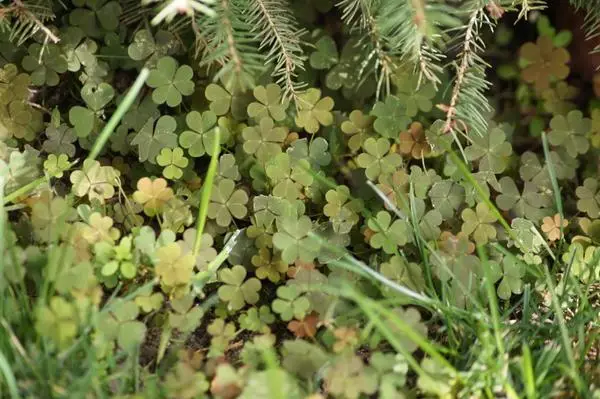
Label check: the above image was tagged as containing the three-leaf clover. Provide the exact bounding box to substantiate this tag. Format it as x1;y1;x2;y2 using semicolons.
44;154;71;178
70;159;119;203
398;122;431;159
155;243;195;287
496;176;551;222
394;72;436;116
22;43;67;86
207;178;249;227
548;110;591;157
251;247;288;283
576;178;600;218
204;83;250;119
371;95;411;138
242;117;287;162
273;215;320;263
156;147;189;180
265;153;313;201
69;83;115;138
341;110;374;153
247;84;289;121
128;29;178;65
131;115;178;163
271;285;310;321
356;138;402;181
287;137;331;169
464;126;513;174
461;202;498;245
147;56;194;107
428;180;465;220
323;185;363;234
496;256;525;299
179;111;219;157
43;124;77;157
367;211;410;254
295;88;334;134
309;35;338;69
133;177;174;216
218;265;261;311
69;0;122;39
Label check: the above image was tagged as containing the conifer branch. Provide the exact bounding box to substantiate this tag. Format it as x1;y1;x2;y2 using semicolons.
247;0;306;101
0;0;57;45
443;7;493;139
569;0;600;54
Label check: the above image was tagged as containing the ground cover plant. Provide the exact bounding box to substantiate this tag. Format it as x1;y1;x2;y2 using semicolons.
2;0;600;397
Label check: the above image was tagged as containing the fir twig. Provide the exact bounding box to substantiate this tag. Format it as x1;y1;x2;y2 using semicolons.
247;0;306;101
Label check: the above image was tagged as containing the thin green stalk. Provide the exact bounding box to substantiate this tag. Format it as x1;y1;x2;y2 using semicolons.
540;131;563;219
521;343;536;399
4;177;46;205
542;264;585;394
476;246;505;355
0;176;5;287
0;350;19;399
87;68;150;162
193;129;221;257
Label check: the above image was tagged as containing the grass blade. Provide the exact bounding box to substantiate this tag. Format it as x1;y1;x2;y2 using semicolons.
0;350;20;399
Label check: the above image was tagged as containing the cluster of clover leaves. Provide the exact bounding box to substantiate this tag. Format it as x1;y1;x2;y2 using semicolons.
2;4;600;397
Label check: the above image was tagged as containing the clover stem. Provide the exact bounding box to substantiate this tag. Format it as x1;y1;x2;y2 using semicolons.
193;128;221;257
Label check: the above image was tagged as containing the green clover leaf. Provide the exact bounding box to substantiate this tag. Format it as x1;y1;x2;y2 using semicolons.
155;242;195;287
461;202;498;245
70;0;122;38
294;88;334;134
371;95;411;138
69;82;115;138
44;154;71;178
265;153;313;201
239;306;275;332
496;176;552;222
341;110;375;153
70;159;119;203
43;124;77;157
464;126;513;174
207;178;249;227
179;110;219;158
394;72;436;116
217;153;241;182
35;296;79;349
576;178;600;218
218;265;261;311
356;138;402;181
251;247;288;283
287;137;331;169
131;115;178;163
204;83;250;119
428;180;465;220
310;35;338;69
273;215;320;263
496;256;525;299
368;211;410;254
21;43;67;86
324;354;378;399
548;110;591;157
247;83;289;121
127;29;178;64
147;56;194;107
380;255;425;292
242;117;287;162
156;147;189;180
272;285;310;321
323;185;363;235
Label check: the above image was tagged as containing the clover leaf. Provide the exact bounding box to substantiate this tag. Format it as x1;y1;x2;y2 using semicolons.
496;256;525;299
147;56;194;107
70;159;119;204
294;88;334;133
43;124;77;157
371;95;411;138
242;117;287;162
44;154;71;178
239;305;275;332
35;296;79;349
461;202;498;245
156;147;189;180
576;178;600;218
310;35;338;69
271;285;310;321
265;153;313;201
367;211;410;254
251;247;288;283
69;82;115;138
464;126;513;174
218;265;261;311
496;176;552;222
217;153;241;182
207;178;249;227
548;110;591;157
70;0;122;38
394;72;436;116
128;29;179;65
155;242;195;287
324;354;378;399
273;215;320;263
380;255;425;292
205;83;250;120
131;115;178;163
356;138;402;181
341;110;375;153
21;43;67;86
133;177;174;217
412;198;443;241
428;180;465;220
179;110;219;158
323;185;363;234
247;84;289;121
80;212;120;245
